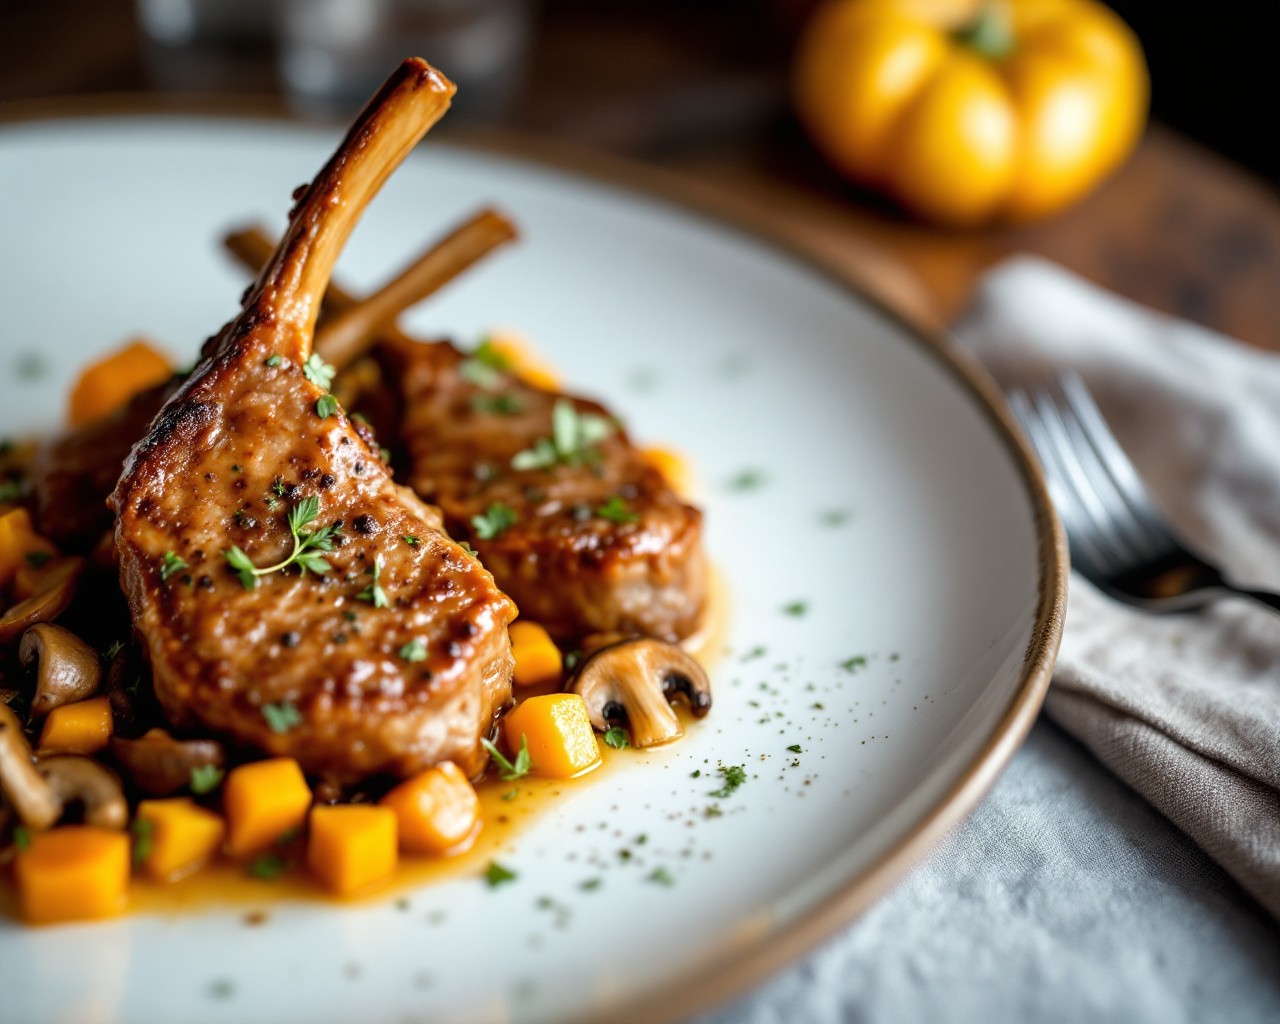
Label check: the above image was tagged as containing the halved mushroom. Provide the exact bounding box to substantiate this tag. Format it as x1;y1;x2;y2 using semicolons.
110;729;224;796
19;623;102;715
568;638;712;748
0;556;86;645
38;756;127;829
0;703;60;829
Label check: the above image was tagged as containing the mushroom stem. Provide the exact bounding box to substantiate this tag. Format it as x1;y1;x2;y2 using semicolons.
38;757;128;830
0;704;60;830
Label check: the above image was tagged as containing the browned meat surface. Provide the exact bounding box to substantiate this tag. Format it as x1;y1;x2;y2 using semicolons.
381;337;706;644
110;59;515;784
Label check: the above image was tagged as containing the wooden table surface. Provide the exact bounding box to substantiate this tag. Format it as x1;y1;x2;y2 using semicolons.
5;0;1280;349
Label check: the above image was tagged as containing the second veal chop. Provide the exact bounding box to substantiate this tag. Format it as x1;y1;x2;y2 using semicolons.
110;59;516;783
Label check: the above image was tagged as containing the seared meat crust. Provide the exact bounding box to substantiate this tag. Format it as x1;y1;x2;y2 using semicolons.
384;338;706;644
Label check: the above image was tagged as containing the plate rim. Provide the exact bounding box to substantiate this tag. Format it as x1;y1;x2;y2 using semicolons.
0;95;1068;1024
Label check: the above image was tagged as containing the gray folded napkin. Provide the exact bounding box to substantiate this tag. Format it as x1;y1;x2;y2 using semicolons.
955;257;1280;919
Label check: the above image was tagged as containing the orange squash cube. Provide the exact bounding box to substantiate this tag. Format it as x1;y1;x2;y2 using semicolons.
487;331;560;391
381;762;481;856
135;798;226;882
509;621;563;688
16;826;130;925
68;338;172;427
223;758;311;858
307;804;398;897
38;695;113;755
503;693;601;780
0;508;58;590
641;446;694;497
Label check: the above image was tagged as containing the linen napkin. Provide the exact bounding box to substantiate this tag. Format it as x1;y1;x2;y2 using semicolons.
954;257;1280;919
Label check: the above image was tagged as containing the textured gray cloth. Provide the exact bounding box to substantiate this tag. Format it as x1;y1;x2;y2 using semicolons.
955;258;1280;918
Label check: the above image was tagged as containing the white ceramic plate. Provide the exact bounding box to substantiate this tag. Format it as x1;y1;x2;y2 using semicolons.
0;115;1063;1024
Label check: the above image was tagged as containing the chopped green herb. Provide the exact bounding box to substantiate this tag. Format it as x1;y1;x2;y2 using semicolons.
579;877;602;891
265;354;283;368
358;556;389;608
223;496;338;589
648;866;675;887
691;769;702;778
315;395;339;419
190;764;225;795
16;352;47;380
595;496;640;525
302;353;337;391
483;735;531;781
458;541;479;558
709;764;747;799
820;508;852;527
24;550;52;569
727;469;765;492
131;817;154;868
159;550;189;582
501;787;520;802
603;727;629;750
563;649;582;673
0;480;24;503
471;392;523;415
398;639;428;662
471;502;517;540
782;600;808;617
101;640;125;662
511;400;613;471
12;825;30;851
248;853;287;880
208;978;235;1001
402;534;420;547
484;860;518;888
786;744;803;754
262;701;302;734
271;476;288;498
840;655;868;672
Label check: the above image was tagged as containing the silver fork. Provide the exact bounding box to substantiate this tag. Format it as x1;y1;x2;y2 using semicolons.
1007;372;1280;613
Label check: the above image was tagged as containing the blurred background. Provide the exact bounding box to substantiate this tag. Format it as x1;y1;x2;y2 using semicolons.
3;0;1279;345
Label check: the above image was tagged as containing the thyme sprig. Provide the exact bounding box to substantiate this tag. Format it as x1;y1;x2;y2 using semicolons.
223;496;338;590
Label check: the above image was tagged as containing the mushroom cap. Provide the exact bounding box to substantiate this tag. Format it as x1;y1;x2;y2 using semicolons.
110;729;224;796
0;557;86;645
568;637;712;748
19;623;102;716
38;756;127;829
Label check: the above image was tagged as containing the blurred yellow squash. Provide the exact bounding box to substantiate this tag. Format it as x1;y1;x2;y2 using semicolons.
794;0;1148;226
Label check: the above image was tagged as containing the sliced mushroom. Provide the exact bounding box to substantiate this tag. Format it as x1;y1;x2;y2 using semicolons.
38;756;127;829
0;703;60;830
110;729;224;796
0;556;86;645
568;638;712;748
19;623;102;715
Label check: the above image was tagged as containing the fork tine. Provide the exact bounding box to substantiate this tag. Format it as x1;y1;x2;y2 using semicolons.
1058;372;1179;559
1008;388;1119;578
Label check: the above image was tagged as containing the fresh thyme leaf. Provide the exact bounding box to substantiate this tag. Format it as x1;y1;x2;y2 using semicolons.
786;744;803;754
458;541;479;558
262;701;302;734
727;469;765;492
402;535;420;548
459;338;511;391
603;727;629;750
483;860;517;888
315;394;339;419
511;400;614;472
580;877;602;891
358;556;389;608
190;764;225;794
709;763;747;799
782;600;808;617
248;853;287;880
648;866;675;887
482;736;531;781
398;639;428;662
471;392;523;415
225;546;258;590
24;550;52;568
271;476;288;498
302;353;337;391
470;502;517;540
101;640;125;663
265;354;283;368
595;496;639;525
223;497;336;587
840;655;868;672
159;550;189;582
131;817;154;868
12;825;30;852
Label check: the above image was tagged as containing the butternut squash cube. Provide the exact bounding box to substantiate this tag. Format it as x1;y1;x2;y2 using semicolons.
307;804;398;897
38;695;113;755
641;446;694;497
487;331;560;391
381;762;480;856
503;693;601;779
509;621;563;688
16;826;130;925
68;338;172;427
0;508;58;590
135;798;226;882
223;758;311;858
